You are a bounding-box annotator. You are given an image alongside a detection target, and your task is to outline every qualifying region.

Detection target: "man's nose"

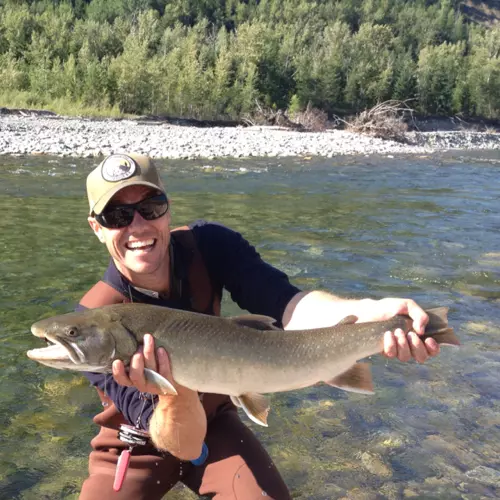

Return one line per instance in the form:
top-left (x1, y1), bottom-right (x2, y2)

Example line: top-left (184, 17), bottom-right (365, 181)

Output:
top-left (128, 209), bottom-right (148, 228)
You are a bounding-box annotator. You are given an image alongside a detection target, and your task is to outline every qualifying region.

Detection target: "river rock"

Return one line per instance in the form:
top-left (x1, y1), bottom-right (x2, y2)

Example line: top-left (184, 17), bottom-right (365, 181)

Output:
top-left (360, 451), bottom-right (393, 477)
top-left (466, 466), bottom-right (500, 487)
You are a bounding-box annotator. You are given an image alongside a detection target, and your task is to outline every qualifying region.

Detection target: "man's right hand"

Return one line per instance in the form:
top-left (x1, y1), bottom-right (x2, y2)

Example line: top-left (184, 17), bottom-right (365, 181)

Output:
top-left (113, 334), bottom-right (207, 459)
top-left (111, 333), bottom-right (197, 398)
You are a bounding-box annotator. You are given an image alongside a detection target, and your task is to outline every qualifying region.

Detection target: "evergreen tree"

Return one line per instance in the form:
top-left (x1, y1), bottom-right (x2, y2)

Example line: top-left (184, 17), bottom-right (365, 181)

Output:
top-left (417, 41), bottom-right (466, 115)
top-left (345, 23), bottom-right (395, 109)
top-left (467, 26), bottom-right (500, 118)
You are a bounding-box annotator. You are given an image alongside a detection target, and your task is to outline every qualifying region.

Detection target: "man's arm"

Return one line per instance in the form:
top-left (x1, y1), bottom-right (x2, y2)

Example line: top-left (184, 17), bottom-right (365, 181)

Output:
top-left (282, 291), bottom-right (440, 363)
top-left (112, 334), bottom-right (207, 461)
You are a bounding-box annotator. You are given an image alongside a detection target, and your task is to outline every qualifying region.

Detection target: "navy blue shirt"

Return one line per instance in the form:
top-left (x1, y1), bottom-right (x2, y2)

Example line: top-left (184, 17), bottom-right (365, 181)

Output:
top-left (81, 220), bottom-right (300, 429)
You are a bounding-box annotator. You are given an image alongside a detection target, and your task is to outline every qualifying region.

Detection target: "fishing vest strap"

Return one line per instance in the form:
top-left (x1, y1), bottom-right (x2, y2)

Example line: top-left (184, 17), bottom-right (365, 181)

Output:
top-left (170, 226), bottom-right (221, 316)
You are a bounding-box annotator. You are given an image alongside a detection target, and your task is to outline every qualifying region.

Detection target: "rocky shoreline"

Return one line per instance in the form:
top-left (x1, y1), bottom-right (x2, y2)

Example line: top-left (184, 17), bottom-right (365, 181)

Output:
top-left (1, 114), bottom-right (499, 159)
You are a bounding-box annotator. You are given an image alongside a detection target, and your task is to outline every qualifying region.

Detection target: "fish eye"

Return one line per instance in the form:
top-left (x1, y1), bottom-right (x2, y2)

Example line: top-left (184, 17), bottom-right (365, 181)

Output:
top-left (66, 326), bottom-right (79, 337)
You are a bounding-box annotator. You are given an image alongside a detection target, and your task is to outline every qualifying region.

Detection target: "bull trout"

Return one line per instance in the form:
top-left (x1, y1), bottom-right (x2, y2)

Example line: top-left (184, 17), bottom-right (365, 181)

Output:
top-left (27, 304), bottom-right (458, 426)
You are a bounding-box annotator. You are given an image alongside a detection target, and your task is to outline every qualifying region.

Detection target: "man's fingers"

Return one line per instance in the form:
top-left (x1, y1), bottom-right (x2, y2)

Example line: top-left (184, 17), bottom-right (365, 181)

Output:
top-left (383, 331), bottom-right (397, 358)
top-left (394, 329), bottom-right (411, 362)
top-left (408, 332), bottom-right (428, 363)
top-left (112, 359), bottom-right (132, 386)
top-left (129, 352), bottom-right (146, 388)
top-left (143, 334), bottom-right (157, 372)
top-left (424, 337), bottom-right (440, 357)
top-left (405, 299), bottom-right (428, 335)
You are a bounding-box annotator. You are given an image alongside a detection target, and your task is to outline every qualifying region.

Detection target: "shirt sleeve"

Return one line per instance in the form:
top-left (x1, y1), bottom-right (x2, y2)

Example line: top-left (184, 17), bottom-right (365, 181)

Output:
top-left (76, 304), bottom-right (155, 430)
top-left (191, 221), bottom-right (301, 324)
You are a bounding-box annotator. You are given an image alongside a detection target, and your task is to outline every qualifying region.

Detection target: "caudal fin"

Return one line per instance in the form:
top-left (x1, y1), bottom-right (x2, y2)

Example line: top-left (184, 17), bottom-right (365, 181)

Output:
top-left (423, 308), bottom-right (460, 346)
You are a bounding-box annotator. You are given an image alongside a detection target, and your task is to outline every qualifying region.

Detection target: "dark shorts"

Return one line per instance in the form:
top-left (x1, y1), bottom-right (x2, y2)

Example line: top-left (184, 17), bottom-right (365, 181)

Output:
top-left (79, 406), bottom-right (291, 500)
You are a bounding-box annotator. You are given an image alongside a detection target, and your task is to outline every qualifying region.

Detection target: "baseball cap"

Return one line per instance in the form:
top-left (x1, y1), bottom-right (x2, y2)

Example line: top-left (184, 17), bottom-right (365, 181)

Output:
top-left (86, 153), bottom-right (166, 215)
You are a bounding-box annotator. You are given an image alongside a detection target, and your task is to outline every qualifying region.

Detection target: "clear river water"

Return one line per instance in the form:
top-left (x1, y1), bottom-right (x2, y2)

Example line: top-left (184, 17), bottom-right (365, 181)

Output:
top-left (0, 151), bottom-right (499, 499)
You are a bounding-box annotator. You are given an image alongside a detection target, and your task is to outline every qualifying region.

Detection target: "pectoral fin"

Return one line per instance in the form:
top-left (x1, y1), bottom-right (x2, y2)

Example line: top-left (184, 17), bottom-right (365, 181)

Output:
top-left (144, 367), bottom-right (178, 395)
top-left (324, 363), bottom-right (374, 395)
top-left (234, 393), bottom-right (270, 427)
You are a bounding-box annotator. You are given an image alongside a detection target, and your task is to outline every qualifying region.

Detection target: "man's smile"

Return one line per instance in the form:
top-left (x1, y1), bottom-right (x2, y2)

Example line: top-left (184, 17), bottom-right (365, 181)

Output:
top-left (125, 238), bottom-right (156, 251)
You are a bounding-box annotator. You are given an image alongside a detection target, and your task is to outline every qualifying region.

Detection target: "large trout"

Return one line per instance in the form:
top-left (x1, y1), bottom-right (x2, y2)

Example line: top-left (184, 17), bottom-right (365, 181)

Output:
top-left (27, 304), bottom-right (458, 426)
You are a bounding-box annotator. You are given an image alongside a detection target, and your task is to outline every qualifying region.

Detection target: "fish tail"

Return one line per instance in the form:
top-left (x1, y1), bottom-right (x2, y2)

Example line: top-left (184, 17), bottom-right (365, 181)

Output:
top-left (423, 307), bottom-right (460, 346)
top-left (427, 327), bottom-right (460, 346)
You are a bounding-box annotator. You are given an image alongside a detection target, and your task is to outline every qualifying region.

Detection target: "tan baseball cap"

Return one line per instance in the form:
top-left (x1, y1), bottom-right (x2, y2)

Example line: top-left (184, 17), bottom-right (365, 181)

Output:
top-left (86, 153), bottom-right (166, 215)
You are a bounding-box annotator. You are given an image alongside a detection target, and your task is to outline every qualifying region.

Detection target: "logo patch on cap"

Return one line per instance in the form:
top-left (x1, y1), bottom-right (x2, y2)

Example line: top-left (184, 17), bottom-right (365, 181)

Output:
top-left (101, 155), bottom-right (137, 182)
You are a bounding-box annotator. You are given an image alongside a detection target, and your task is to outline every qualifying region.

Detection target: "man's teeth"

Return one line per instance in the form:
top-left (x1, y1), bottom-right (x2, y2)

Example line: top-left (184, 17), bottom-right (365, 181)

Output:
top-left (127, 239), bottom-right (155, 249)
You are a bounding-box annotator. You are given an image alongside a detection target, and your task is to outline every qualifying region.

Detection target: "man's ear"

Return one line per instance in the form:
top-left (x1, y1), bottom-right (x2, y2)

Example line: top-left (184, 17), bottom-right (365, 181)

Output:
top-left (88, 217), bottom-right (106, 243)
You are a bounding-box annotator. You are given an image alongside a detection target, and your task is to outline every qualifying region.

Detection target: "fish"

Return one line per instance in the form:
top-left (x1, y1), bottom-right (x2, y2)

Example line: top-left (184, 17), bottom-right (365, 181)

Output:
top-left (26, 304), bottom-right (459, 426)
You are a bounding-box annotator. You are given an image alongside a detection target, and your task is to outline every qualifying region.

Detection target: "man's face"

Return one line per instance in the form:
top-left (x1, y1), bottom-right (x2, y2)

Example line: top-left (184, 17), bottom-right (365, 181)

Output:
top-left (88, 185), bottom-right (171, 281)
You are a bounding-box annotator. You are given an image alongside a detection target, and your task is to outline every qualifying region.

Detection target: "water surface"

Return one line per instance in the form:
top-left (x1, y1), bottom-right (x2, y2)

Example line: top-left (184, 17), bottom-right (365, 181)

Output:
top-left (1, 151), bottom-right (499, 499)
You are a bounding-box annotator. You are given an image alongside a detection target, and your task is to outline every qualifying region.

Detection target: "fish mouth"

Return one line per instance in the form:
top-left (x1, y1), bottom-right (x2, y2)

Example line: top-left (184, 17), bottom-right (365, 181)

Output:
top-left (27, 330), bottom-right (82, 368)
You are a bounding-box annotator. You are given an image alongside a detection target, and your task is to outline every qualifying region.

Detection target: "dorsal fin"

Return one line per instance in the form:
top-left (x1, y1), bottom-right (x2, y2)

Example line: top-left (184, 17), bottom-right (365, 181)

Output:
top-left (230, 315), bottom-right (281, 331)
top-left (337, 315), bottom-right (358, 325)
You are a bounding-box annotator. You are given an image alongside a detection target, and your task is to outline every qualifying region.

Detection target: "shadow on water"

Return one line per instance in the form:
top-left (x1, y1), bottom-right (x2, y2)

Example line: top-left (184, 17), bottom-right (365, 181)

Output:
top-left (1, 151), bottom-right (500, 498)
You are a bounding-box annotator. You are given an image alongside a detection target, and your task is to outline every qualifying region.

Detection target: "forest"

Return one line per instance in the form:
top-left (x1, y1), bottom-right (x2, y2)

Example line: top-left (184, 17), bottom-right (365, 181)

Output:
top-left (0, 0), bottom-right (499, 120)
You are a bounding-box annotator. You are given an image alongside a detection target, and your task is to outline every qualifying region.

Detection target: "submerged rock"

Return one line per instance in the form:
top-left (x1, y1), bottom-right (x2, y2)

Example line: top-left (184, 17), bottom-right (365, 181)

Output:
top-left (466, 466), bottom-right (500, 487)
top-left (360, 451), bottom-right (393, 478)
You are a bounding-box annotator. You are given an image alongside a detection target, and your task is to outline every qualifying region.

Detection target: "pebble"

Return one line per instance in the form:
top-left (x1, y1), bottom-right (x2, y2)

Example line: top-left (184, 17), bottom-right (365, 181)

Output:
top-left (1, 115), bottom-right (499, 159)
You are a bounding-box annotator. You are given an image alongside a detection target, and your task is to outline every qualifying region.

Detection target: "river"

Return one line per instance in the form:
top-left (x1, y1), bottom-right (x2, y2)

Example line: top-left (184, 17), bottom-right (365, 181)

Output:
top-left (1, 151), bottom-right (499, 499)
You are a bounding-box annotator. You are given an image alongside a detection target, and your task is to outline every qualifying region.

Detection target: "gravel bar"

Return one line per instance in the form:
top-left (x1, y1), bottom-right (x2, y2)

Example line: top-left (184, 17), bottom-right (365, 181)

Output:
top-left (1, 115), bottom-right (499, 159)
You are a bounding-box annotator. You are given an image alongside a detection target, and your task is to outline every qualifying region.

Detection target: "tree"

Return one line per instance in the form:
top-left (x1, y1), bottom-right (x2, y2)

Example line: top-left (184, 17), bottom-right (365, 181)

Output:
top-left (466, 26), bottom-right (500, 118)
top-left (345, 23), bottom-right (395, 110)
top-left (417, 41), bottom-right (466, 115)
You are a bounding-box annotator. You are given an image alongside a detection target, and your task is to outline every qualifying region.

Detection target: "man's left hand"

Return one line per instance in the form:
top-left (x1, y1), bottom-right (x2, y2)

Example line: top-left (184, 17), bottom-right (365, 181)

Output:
top-left (353, 297), bottom-right (440, 363)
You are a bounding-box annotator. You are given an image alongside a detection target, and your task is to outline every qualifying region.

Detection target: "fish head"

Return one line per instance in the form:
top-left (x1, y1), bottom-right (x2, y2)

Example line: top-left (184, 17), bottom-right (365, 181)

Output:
top-left (27, 308), bottom-right (138, 372)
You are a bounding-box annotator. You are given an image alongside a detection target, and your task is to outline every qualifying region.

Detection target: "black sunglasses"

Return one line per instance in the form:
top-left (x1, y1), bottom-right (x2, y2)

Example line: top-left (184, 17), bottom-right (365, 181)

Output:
top-left (94, 193), bottom-right (169, 229)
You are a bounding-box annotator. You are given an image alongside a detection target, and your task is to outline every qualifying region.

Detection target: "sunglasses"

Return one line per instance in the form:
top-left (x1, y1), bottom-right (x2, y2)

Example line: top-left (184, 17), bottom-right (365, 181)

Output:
top-left (94, 193), bottom-right (169, 229)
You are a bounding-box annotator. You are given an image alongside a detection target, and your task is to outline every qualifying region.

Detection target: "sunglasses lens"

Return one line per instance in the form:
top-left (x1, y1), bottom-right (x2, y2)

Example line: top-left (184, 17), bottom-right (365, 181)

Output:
top-left (137, 197), bottom-right (169, 221)
top-left (99, 207), bottom-right (134, 228)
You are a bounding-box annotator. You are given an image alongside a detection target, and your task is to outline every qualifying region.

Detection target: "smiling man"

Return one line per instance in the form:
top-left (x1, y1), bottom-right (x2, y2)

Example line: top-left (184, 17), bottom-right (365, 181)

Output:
top-left (78, 153), bottom-right (440, 500)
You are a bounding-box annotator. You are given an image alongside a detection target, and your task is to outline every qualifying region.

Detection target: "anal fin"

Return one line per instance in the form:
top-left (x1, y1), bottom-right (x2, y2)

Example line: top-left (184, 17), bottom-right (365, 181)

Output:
top-left (234, 393), bottom-right (270, 427)
top-left (324, 362), bottom-right (374, 395)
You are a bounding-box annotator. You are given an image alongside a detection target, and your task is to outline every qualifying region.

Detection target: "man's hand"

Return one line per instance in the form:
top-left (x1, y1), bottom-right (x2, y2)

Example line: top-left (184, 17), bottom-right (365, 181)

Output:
top-left (353, 297), bottom-right (440, 363)
top-left (112, 333), bottom-right (196, 397)
top-left (112, 334), bottom-right (207, 459)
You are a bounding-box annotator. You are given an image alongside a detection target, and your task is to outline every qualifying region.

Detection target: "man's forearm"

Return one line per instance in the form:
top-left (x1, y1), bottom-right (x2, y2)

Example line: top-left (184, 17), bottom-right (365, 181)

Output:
top-left (282, 290), bottom-right (373, 330)
top-left (149, 392), bottom-right (207, 461)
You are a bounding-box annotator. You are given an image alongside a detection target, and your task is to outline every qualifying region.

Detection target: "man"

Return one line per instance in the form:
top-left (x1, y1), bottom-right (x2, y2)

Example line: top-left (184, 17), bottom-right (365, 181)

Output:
top-left (79, 153), bottom-right (439, 499)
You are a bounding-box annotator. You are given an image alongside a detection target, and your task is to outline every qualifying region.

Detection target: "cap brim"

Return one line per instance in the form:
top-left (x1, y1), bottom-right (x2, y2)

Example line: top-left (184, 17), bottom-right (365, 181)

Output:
top-left (90, 180), bottom-right (165, 215)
